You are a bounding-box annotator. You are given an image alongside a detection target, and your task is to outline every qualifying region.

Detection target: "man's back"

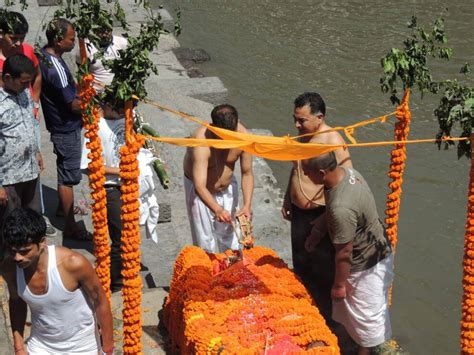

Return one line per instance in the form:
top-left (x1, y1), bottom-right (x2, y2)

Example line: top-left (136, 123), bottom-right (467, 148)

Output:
top-left (325, 167), bottom-right (391, 272)
top-left (39, 48), bottom-right (81, 133)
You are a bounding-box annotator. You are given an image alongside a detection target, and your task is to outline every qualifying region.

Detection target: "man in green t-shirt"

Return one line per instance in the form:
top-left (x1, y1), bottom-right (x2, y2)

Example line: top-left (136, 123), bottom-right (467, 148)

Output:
top-left (302, 151), bottom-right (393, 355)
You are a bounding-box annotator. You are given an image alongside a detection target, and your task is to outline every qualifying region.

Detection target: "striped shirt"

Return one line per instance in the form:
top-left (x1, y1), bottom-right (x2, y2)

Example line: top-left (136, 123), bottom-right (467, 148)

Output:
top-left (38, 48), bottom-right (81, 133)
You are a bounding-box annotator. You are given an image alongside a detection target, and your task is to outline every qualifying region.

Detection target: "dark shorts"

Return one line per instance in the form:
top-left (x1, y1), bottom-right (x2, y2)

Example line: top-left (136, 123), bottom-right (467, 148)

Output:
top-left (51, 128), bottom-right (82, 186)
top-left (0, 178), bottom-right (41, 229)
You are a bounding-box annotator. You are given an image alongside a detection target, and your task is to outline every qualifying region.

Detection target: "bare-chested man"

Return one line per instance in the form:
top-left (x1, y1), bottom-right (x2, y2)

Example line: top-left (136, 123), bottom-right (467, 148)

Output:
top-left (183, 104), bottom-right (254, 253)
top-left (281, 92), bottom-right (352, 320)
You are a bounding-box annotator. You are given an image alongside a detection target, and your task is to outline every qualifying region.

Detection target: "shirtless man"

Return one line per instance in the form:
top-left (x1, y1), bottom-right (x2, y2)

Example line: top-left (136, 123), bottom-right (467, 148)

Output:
top-left (1, 208), bottom-right (114, 354)
top-left (281, 92), bottom-right (352, 320)
top-left (183, 104), bottom-right (254, 253)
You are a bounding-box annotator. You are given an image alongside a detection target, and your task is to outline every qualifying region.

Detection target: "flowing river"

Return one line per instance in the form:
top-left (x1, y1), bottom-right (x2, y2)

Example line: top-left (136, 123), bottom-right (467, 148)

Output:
top-left (156, 1), bottom-right (474, 353)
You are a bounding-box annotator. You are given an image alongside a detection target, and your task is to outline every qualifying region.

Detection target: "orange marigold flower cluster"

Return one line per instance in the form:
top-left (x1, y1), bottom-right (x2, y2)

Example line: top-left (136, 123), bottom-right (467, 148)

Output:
top-left (79, 73), bottom-right (111, 301)
top-left (461, 147), bottom-right (474, 353)
top-left (164, 246), bottom-right (340, 354)
top-left (120, 101), bottom-right (145, 354)
top-left (385, 89), bottom-right (411, 249)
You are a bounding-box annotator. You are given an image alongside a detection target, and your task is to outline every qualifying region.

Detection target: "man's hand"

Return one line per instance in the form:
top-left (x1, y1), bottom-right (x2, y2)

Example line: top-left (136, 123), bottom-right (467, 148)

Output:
top-left (305, 214), bottom-right (327, 252)
top-left (331, 284), bottom-right (346, 301)
top-left (281, 196), bottom-right (292, 221)
top-left (0, 187), bottom-right (8, 206)
top-left (36, 152), bottom-right (45, 172)
top-left (214, 207), bottom-right (232, 224)
top-left (236, 206), bottom-right (252, 220)
top-left (305, 233), bottom-right (322, 253)
top-left (14, 347), bottom-right (27, 355)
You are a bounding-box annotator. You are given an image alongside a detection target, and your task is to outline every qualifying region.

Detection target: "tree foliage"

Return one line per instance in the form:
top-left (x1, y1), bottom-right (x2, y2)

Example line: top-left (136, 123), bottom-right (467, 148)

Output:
top-left (380, 16), bottom-right (473, 158)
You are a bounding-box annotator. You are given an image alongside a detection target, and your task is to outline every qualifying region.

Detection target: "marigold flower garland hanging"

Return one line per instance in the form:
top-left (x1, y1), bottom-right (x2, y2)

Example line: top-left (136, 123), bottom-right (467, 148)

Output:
top-left (120, 100), bottom-right (145, 354)
top-left (78, 40), bottom-right (111, 301)
top-left (461, 136), bottom-right (474, 354)
top-left (385, 89), bottom-right (411, 250)
top-left (164, 246), bottom-right (339, 354)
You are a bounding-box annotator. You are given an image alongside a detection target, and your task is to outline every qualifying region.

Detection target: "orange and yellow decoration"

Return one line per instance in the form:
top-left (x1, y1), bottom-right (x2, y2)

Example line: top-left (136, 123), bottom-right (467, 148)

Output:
top-left (461, 134), bottom-right (474, 354)
top-left (78, 40), bottom-right (111, 300)
top-left (385, 90), bottom-right (411, 250)
top-left (164, 246), bottom-right (339, 354)
top-left (120, 101), bottom-right (145, 354)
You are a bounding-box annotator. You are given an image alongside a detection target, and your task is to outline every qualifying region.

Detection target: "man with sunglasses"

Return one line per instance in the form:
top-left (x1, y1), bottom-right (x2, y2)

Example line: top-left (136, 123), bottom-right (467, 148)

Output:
top-left (281, 92), bottom-right (352, 322)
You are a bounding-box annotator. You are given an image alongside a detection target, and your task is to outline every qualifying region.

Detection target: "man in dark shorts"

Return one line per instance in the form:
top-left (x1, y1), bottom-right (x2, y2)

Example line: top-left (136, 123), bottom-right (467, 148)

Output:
top-left (38, 18), bottom-right (89, 240)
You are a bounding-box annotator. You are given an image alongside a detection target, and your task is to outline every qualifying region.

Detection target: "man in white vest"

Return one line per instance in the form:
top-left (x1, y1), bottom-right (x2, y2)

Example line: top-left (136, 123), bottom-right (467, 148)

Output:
top-left (1, 208), bottom-right (114, 355)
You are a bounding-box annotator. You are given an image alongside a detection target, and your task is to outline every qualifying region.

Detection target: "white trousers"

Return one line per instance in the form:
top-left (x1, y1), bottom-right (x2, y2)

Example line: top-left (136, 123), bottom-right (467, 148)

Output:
top-left (184, 175), bottom-right (240, 253)
top-left (332, 254), bottom-right (394, 348)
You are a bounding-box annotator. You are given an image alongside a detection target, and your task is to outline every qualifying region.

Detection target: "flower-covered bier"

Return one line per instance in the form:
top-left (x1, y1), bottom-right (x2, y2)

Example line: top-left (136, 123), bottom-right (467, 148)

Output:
top-left (164, 246), bottom-right (339, 354)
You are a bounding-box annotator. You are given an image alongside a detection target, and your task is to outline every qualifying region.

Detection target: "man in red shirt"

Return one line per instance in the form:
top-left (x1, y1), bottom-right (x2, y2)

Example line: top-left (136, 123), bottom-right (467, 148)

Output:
top-left (0, 11), bottom-right (41, 106)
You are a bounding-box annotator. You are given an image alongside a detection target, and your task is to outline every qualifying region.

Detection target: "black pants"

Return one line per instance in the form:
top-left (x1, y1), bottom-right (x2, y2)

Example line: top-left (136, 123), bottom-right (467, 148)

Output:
top-left (291, 204), bottom-right (335, 323)
top-left (106, 186), bottom-right (123, 290)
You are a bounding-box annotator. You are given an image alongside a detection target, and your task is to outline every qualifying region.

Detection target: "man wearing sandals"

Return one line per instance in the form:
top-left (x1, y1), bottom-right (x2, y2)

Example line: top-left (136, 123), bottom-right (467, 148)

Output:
top-left (38, 19), bottom-right (90, 240)
top-left (281, 92), bottom-right (351, 321)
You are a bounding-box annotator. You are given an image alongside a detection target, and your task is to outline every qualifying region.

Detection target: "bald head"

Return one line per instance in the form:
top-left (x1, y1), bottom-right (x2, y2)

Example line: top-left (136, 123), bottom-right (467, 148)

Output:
top-left (304, 151), bottom-right (338, 172)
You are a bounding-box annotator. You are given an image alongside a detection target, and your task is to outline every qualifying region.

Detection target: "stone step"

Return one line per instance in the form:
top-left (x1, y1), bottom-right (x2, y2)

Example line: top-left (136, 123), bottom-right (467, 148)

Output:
top-left (146, 77), bottom-right (228, 105)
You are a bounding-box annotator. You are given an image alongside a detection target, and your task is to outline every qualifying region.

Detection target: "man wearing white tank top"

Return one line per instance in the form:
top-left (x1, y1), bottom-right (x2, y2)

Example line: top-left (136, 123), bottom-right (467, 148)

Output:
top-left (1, 208), bottom-right (114, 355)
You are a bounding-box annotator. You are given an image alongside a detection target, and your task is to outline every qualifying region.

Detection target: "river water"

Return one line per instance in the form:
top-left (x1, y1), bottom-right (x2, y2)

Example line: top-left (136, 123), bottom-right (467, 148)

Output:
top-left (157, 1), bottom-right (473, 353)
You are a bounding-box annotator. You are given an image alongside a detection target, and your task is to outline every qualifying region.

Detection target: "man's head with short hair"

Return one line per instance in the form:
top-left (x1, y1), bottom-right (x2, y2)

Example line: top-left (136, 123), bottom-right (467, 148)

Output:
top-left (301, 151), bottom-right (338, 185)
top-left (2, 54), bottom-right (35, 94)
top-left (293, 92), bottom-right (326, 136)
top-left (3, 208), bottom-right (47, 269)
top-left (0, 11), bottom-right (29, 56)
top-left (0, 11), bottom-right (29, 36)
top-left (294, 92), bottom-right (326, 116)
top-left (46, 18), bottom-right (76, 53)
top-left (211, 104), bottom-right (239, 131)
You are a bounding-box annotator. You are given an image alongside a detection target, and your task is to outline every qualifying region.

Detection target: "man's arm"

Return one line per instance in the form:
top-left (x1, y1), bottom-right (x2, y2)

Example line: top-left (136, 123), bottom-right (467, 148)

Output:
top-left (237, 151), bottom-right (253, 219)
top-left (327, 206), bottom-right (356, 300)
top-left (192, 147), bottom-right (231, 224)
top-left (332, 242), bottom-right (353, 300)
top-left (32, 66), bottom-right (42, 104)
top-left (3, 264), bottom-right (28, 354)
top-left (329, 132), bottom-right (352, 168)
top-left (281, 168), bottom-right (294, 221)
top-left (70, 98), bottom-right (83, 115)
top-left (66, 254), bottom-right (114, 354)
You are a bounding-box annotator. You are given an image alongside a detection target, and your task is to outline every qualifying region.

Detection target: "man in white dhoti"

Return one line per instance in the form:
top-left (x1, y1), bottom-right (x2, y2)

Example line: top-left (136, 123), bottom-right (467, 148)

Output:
top-left (302, 152), bottom-right (393, 355)
top-left (183, 104), bottom-right (254, 253)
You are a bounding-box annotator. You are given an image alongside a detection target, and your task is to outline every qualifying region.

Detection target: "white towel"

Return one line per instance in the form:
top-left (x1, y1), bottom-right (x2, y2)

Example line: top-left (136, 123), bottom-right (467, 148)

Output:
top-left (184, 175), bottom-right (240, 253)
top-left (332, 254), bottom-right (394, 347)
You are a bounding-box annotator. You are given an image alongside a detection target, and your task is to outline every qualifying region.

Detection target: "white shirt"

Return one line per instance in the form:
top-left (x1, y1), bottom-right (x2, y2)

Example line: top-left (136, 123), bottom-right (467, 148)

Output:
top-left (76, 36), bottom-right (128, 91)
top-left (81, 117), bottom-right (125, 185)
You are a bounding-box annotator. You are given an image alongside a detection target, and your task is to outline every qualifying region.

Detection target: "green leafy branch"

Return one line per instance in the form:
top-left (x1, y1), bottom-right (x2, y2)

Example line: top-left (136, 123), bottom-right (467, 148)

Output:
top-left (102, 12), bottom-right (164, 106)
top-left (435, 66), bottom-right (474, 158)
top-left (380, 16), bottom-right (473, 158)
top-left (380, 16), bottom-right (452, 104)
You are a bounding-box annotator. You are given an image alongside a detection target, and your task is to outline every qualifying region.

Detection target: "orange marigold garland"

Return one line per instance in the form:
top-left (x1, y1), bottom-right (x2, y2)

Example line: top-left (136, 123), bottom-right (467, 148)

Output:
top-left (461, 135), bottom-right (474, 354)
top-left (164, 246), bottom-right (339, 354)
top-left (385, 89), bottom-right (411, 250)
top-left (120, 100), bottom-right (145, 354)
top-left (78, 39), bottom-right (111, 301)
